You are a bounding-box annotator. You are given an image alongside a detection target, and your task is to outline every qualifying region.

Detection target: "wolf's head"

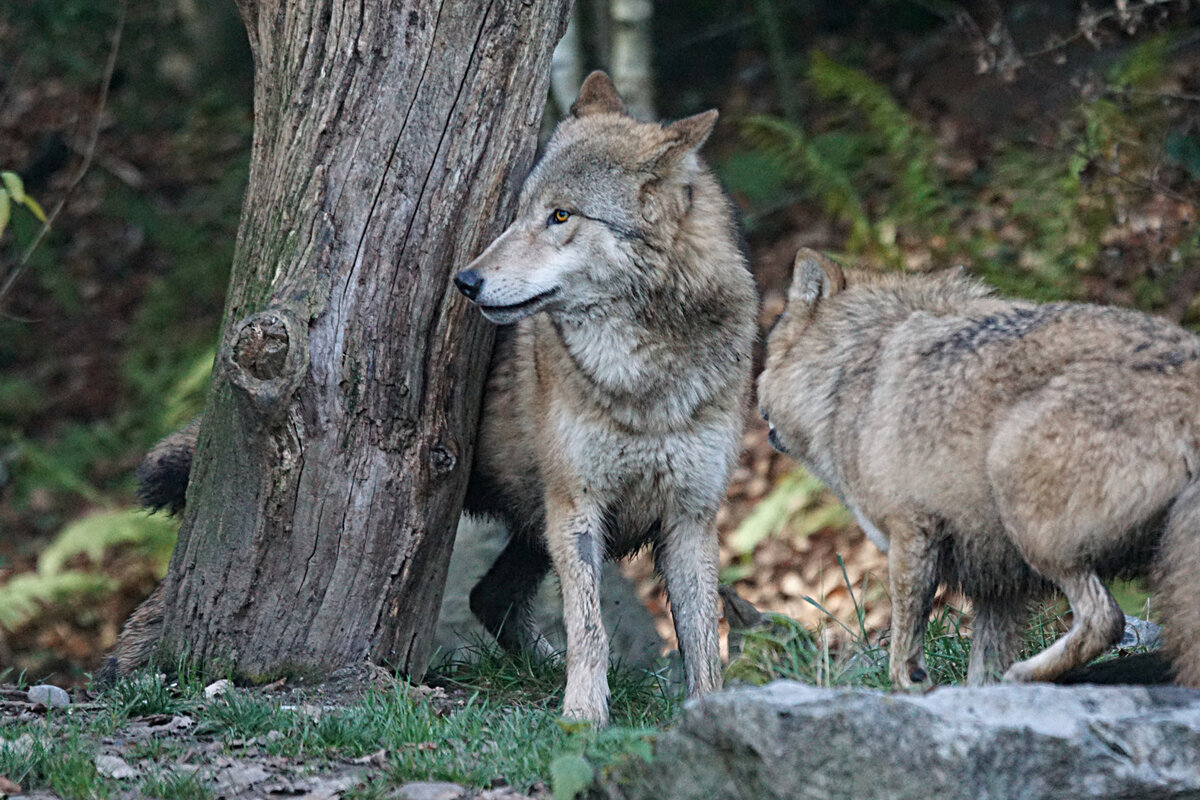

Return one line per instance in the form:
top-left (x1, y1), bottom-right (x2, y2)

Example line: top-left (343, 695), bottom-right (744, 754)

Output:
top-left (758, 248), bottom-right (846, 454)
top-left (455, 71), bottom-right (721, 324)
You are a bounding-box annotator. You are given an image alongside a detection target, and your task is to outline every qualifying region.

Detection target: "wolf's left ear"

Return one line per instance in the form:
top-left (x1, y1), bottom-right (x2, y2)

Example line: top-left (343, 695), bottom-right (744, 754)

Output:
top-left (654, 109), bottom-right (719, 165)
top-left (571, 71), bottom-right (628, 118)
top-left (788, 249), bottom-right (846, 307)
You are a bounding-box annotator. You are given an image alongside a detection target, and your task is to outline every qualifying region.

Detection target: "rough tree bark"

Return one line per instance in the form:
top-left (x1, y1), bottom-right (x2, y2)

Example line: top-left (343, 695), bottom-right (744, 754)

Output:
top-left (156, 0), bottom-right (571, 680)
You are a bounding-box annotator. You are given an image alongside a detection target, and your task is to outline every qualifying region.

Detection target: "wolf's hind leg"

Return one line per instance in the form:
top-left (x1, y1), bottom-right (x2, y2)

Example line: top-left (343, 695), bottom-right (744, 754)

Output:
top-left (885, 516), bottom-right (940, 688)
top-left (967, 598), bottom-right (1027, 685)
top-left (469, 534), bottom-right (554, 658)
top-left (1004, 572), bottom-right (1122, 683)
top-left (656, 514), bottom-right (722, 699)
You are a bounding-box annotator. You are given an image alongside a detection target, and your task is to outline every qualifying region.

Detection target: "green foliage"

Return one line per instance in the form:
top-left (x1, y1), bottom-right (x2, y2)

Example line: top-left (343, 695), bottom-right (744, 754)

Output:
top-left (429, 639), bottom-right (678, 727)
top-left (550, 753), bottom-right (595, 800)
top-left (0, 727), bottom-right (109, 800)
top-left (735, 33), bottom-right (1192, 308)
top-left (38, 509), bottom-right (177, 575)
top-left (736, 52), bottom-right (945, 262)
top-left (0, 170), bottom-right (47, 241)
top-left (0, 509), bottom-right (177, 631)
top-left (103, 672), bottom-right (192, 719)
top-left (740, 114), bottom-right (873, 249)
top-left (0, 571), bottom-right (114, 631)
top-left (140, 769), bottom-right (214, 800)
top-left (722, 468), bottom-right (851, 582)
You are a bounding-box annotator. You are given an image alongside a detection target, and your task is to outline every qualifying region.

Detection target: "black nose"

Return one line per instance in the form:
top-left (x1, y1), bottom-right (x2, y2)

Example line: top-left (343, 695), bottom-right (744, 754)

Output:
top-left (454, 269), bottom-right (483, 301)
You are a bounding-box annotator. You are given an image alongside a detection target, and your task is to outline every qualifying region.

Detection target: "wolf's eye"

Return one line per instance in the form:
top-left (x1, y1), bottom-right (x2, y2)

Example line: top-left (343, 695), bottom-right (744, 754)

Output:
top-left (548, 208), bottom-right (571, 225)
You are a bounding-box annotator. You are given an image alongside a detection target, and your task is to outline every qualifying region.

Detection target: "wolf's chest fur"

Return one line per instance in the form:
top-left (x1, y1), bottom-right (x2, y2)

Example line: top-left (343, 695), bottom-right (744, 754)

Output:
top-left (466, 309), bottom-right (744, 551)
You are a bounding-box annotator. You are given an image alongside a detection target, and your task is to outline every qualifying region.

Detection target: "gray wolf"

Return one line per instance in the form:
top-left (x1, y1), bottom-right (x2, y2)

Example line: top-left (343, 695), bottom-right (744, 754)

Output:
top-left (109, 73), bottom-right (758, 724)
top-left (757, 249), bottom-right (1200, 689)
top-left (454, 71), bottom-right (757, 723)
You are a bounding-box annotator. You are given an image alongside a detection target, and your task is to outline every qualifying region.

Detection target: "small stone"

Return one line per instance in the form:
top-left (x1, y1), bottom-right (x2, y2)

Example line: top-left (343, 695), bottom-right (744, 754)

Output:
top-left (1120, 615), bottom-right (1162, 649)
top-left (26, 685), bottom-right (70, 707)
top-left (265, 729), bottom-right (285, 742)
top-left (94, 755), bottom-right (138, 780)
top-left (392, 781), bottom-right (468, 800)
top-left (779, 572), bottom-right (804, 598)
top-left (204, 679), bottom-right (231, 699)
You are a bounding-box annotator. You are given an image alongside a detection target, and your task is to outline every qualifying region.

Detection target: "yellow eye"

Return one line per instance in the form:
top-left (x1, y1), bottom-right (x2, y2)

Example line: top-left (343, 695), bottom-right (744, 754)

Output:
top-left (549, 208), bottom-right (571, 225)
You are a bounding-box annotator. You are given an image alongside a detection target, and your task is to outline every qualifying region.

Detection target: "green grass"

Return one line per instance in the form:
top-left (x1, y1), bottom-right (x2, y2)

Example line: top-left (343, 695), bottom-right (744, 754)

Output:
top-left (0, 650), bottom-right (672, 799)
top-left (723, 570), bottom-right (1158, 690)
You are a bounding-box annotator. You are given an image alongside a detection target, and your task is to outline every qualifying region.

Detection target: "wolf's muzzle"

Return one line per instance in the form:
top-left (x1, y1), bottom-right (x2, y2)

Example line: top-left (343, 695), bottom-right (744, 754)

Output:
top-left (454, 269), bottom-right (484, 301)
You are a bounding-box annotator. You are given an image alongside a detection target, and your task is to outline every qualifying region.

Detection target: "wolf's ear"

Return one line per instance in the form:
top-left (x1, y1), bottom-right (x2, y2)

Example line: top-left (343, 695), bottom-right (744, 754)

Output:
top-left (788, 249), bottom-right (846, 307)
top-left (654, 109), bottom-right (719, 165)
top-left (571, 71), bottom-right (628, 118)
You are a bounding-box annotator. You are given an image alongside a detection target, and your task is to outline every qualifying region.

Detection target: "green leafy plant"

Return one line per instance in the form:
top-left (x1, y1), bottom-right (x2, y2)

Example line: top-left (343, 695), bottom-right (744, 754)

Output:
top-left (0, 509), bottom-right (177, 631)
top-left (0, 171), bottom-right (48, 241)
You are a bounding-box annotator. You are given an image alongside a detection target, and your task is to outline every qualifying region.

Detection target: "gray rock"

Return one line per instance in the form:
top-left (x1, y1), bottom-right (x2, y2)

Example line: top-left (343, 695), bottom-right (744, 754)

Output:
top-left (391, 782), bottom-right (467, 800)
top-left (94, 754), bottom-right (138, 780)
top-left (433, 516), bottom-right (663, 669)
top-left (617, 681), bottom-right (1200, 800)
top-left (1121, 615), bottom-right (1162, 649)
top-left (26, 684), bottom-right (69, 707)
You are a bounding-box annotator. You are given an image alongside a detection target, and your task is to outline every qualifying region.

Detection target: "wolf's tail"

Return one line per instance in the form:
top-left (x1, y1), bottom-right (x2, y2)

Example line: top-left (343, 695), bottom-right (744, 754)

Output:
top-left (136, 417), bottom-right (201, 515)
top-left (95, 419), bottom-right (197, 687)
top-left (1156, 480), bottom-right (1200, 687)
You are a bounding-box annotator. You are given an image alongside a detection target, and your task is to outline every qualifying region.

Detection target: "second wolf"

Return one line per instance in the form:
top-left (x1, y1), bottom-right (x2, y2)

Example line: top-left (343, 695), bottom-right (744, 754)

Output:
top-left (758, 249), bottom-right (1200, 688)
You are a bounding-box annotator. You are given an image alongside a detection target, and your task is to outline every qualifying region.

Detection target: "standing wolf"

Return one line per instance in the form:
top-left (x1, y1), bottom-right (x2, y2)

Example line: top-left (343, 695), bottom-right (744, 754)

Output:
top-left (453, 72), bottom-right (757, 723)
top-left (758, 249), bottom-right (1200, 689)
top-left (111, 72), bottom-right (757, 724)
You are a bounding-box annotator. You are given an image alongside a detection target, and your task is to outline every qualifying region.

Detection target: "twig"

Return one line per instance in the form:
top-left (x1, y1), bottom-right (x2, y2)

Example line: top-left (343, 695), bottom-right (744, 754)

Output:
top-left (1019, 0), bottom-right (1180, 61)
top-left (0, 0), bottom-right (129, 315)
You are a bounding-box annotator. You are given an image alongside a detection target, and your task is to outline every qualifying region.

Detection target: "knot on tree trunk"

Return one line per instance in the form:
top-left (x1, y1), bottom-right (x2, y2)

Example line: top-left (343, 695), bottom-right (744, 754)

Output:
top-left (224, 309), bottom-right (308, 419)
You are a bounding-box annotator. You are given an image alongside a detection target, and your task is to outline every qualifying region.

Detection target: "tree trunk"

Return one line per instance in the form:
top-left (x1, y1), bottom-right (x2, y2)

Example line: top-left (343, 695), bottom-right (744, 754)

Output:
top-left (609, 0), bottom-right (653, 118)
top-left (157, 0), bottom-right (571, 681)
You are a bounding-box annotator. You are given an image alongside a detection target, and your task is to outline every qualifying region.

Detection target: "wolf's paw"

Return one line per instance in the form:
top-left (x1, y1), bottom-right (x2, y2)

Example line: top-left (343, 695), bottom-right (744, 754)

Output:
top-left (890, 660), bottom-right (932, 692)
top-left (562, 677), bottom-right (610, 728)
top-left (1002, 661), bottom-right (1038, 683)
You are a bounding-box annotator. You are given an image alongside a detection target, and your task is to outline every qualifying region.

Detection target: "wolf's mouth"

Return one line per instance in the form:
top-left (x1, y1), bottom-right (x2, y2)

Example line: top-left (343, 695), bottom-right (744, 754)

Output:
top-left (479, 287), bottom-right (561, 316)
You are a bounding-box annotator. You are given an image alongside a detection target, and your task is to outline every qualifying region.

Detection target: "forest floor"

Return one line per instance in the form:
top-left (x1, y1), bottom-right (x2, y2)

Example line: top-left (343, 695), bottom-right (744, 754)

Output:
top-left (0, 657), bottom-right (675, 800)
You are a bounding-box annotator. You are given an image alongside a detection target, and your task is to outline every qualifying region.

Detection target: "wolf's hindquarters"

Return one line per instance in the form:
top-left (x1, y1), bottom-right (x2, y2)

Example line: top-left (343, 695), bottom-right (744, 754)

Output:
top-left (1157, 480), bottom-right (1200, 687)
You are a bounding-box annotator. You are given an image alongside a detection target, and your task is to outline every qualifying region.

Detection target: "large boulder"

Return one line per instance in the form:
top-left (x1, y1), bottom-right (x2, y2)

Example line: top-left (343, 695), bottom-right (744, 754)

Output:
top-left (618, 681), bottom-right (1200, 800)
top-left (432, 516), bottom-right (664, 670)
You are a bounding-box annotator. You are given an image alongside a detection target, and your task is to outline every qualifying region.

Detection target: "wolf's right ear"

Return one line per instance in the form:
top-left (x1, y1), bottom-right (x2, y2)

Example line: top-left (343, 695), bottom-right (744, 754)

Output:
top-left (788, 249), bottom-right (846, 307)
top-left (571, 71), bottom-right (628, 118)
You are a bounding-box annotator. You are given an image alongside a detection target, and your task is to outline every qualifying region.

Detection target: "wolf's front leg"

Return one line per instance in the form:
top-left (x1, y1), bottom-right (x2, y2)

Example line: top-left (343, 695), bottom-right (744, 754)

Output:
top-left (545, 496), bottom-right (611, 725)
top-left (657, 512), bottom-right (722, 699)
top-left (884, 516), bottom-right (940, 689)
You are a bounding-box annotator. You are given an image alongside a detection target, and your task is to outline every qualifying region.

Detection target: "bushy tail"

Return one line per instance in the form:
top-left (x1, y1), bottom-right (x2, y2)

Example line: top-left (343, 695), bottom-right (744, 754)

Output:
top-left (136, 417), bottom-right (201, 515)
top-left (94, 419), bottom-right (198, 687)
top-left (1156, 480), bottom-right (1200, 687)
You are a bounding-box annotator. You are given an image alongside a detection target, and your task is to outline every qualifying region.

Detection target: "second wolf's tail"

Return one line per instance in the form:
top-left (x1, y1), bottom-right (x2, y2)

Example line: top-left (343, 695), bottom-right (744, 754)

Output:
top-left (136, 417), bottom-right (200, 515)
top-left (1156, 480), bottom-right (1200, 687)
